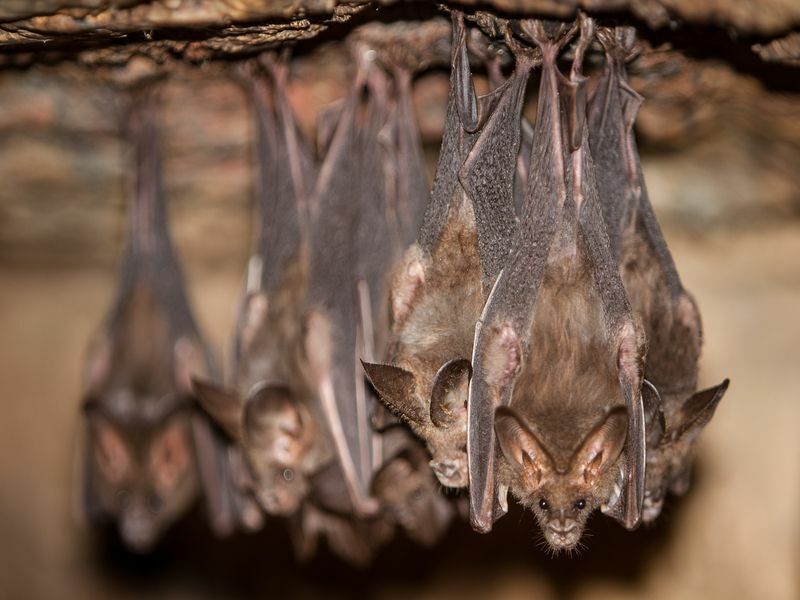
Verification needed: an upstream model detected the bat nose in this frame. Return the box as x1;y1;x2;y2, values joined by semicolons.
429;459;467;488
120;509;157;553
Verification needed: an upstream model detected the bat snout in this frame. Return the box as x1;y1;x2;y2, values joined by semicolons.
545;521;580;549
429;458;467;488
119;510;158;553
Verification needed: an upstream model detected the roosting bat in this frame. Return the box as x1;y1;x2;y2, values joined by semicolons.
468;17;650;548
79;87;232;552
193;59;333;522
372;428;455;546
362;11;526;489
588;27;729;522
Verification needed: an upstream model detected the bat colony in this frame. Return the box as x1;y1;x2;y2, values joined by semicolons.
78;10;729;561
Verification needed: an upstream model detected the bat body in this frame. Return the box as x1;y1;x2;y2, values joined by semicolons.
80;88;229;552
468;18;649;547
363;11;524;490
588;28;729;522
194;60;333;522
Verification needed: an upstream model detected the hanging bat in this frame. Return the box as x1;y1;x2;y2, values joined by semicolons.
372;428;455;547
362;10;525;490
588;27;729;522
468;17;650;548
193;59;333;522
79;87;233;552
301;46;399;520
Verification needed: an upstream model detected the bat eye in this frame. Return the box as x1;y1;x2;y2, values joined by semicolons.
148;492;163;513
574;499;586;511
410;487;425;502
282;468;295;482
538;498;549;511
116;489;130;509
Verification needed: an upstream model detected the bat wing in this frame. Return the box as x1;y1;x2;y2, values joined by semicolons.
467;29;572;533
304;62;379;518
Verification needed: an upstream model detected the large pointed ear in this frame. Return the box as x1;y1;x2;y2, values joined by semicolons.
149;418;192;497
430;358;471;428
494;407;554;485
675;379;729;443
192;377;244;441
84;411;131;485
174;336;211;396
571;407;628;486
642;379;666;446
361;361;425;426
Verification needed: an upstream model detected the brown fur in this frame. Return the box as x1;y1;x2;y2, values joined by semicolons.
380;199;484;487
494;246;629;551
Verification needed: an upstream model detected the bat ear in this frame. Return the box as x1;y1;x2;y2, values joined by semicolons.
642;379;666;446
174;336;211;396
429;358;471;428
571;407;628;486
192;377;244;441
86;413;131;485
149;418;192;497
390;248;425;328
494;407;554;483
675;379;729;443
361;361;425;426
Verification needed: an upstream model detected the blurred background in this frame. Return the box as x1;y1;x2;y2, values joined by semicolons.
0;2;799;598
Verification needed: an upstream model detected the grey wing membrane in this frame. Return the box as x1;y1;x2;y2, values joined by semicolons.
305;66;379;517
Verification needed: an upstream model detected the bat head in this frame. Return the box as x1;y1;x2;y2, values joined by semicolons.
642;379;729;522
495;406;628;552
83;405;198;553
193;378;317;516
81;316;209;552
372;449;454;547
363;358;471;489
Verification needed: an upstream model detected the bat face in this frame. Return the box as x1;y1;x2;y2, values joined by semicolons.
496;407;628;551
85;408;197;552
642;380;729;522
372;449;454;547
193;379;323;517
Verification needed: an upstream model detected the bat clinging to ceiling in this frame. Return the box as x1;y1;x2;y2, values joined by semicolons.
193;59;332;521
362;10;527;490
80;87;231;551
467;16;649;546
588;27;729;523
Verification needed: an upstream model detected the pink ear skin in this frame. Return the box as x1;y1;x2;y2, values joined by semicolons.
149;420;192;497
90;418;131;485
571;407;628;486
494;407;554;488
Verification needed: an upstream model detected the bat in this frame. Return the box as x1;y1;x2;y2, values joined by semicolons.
468;16;650;548
372;428;455;547
588;27;729;522
193;58;333;521
79;86;232;552
362;10;526;490
301;45;401;520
